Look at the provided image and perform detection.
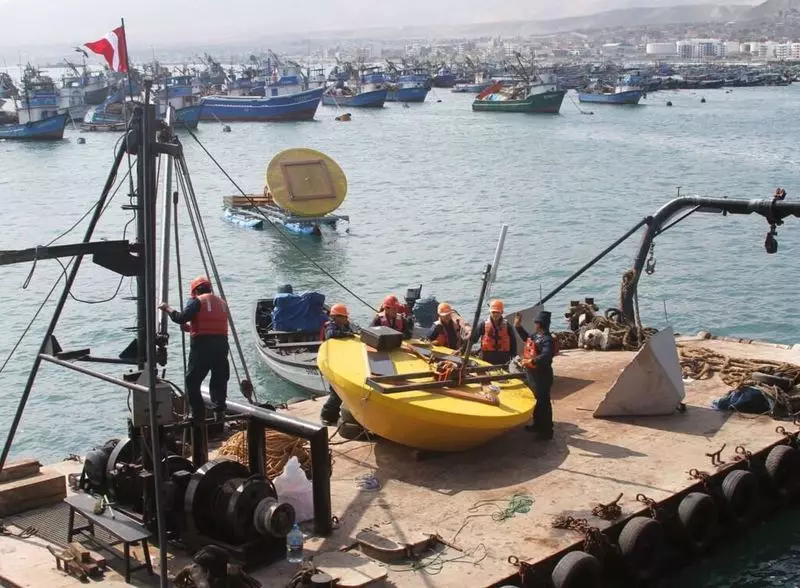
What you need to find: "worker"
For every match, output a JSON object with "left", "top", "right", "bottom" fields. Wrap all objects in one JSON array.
[
  {"left": 426, "top": 303, "right": 466, "bottom": 350},
  {"left": 515, "top": 311, "right": 555, "bottom": 441},
  {"left": 319, "top": 303, "right": 355, "bottom": 425},
  {"left": 159, "top": 276, "right": 229, "bottom": 422},
  {"left": 469, "top": 299, "right": 517, "bottom": 365},
  {"left": 371, "top": 295, "right": 412, "bottom": 339}
]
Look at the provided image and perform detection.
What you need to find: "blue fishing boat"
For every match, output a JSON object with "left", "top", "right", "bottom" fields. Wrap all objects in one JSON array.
[
  {"left": 385, "top": 70, "right": 430, "bottom": 102},
  {"left": 81, "top": 88, "right": 129, "bottom": 131},
  {"left": 433, "top": 67, "right": 457, "bottom": 88},
  {"left": 0, "top": 66, "right": 68, "bottom": 140},
  {"left": 156, "top": 75, "right": 202, "bottom": 129},
  {"left": 0, "top": 111, "right": 68, "bottom": 140},
  {"left": 322, "top": 68, "right": 388, "bottom": 108},
  {"left": 578, "top": 75, "right": 644, "bottom": 105},
  {"left": 452, "top": 71, "right": 493, "bottom": 93},
  {"left": 200, "top": 64, "right": 323, "bottom": 122}
]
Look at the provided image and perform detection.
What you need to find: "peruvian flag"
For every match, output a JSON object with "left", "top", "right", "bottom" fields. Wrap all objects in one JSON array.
[{"left": 84, "top": 26, "right": 128, "bottom": 73}]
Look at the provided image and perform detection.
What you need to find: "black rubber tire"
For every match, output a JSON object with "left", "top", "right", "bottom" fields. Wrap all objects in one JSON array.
[
  {"left": 551, "top": 551, "right": 602, "bottom": 588},
  {"left": 618, "top": 516, "right": 663, "bottom": 580},
  {"left": 765, "top": 444, "right": 800, "bottom": 496},
  {"left": 678, "top": 492, "right": 717, "bottom": 553},
  {"left": 751, "top": 371, "right": 793, "bottom": 390},
  {"left": 721, "top": 469, "right": 760, "bottom": 526}
]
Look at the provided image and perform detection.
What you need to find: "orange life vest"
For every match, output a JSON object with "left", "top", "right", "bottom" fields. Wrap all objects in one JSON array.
[
  {"left": 377, "top": 312, "right": 405, "bottom": 332},
  {"left": 521, "top": 334, "right": 559, "bottom": 368},
  {"left": 432, "top": 318, "right": 461, "bottom": 349},
  {"left": 189, "top": 293, "right": 228, "bottom": 337},
  {"left": 481, "top": 318, "right": 511, "bottom": 352}
]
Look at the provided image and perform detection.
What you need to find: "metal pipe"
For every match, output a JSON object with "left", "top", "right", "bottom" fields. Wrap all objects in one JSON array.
[
  {"left": 0, "top": 142, "right": 127, "bottom": 473},
  {"left": 140, "top": 92, "right": 170, "bottom": 588},
  {"left": 460, "top": 264, "right": 492, "bottom": 371},
  {"left": 157, "top": 122, "right": 174, "bottom": 337},
  {"left": 38, "top": 354, "right": 150, "bottom": 393},
  {"left": 200, "top": 389, "right": 332, "bottom": 535},
  {"left": 247, "top": 420, "right": 266, "bottom": 476},
  {"left": 621, "top": 196, "right": 800, "bottom": 321}
]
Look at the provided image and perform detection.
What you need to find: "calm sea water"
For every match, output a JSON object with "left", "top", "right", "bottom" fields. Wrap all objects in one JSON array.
[{"left": 1, "top": 86, "right": 799, "bottom": 585}]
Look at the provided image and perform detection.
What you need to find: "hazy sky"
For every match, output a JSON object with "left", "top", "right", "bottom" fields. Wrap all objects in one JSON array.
[{"left": 0, "top": 0, "right": 759, "bottom": 50}]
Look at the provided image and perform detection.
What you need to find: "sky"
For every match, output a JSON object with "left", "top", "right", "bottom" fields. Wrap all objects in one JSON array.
[{"left": 0, "top": 0, "right": 761, "bottom": 51}]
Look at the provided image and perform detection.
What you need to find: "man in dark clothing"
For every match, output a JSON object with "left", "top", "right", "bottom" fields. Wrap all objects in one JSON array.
[
  {"left": 320, "top": 303, "right": 356, "bottom": 425},
  {"left": 469, "top": 299, "right": 517, "bottom": 365},
  {"left": 159, "top": 276, "right": 230, "bottom": 422},
  {"left": 515, "top": 310, "right": 555, "bottom": 440}
]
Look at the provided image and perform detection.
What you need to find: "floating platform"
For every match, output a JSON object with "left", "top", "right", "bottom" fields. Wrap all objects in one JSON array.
[
  {"left": 222, "top": 194, "right": 349, "bottom": 236},
  {"left": 2, "top": 333, "right": 799, "bottom": 587}
]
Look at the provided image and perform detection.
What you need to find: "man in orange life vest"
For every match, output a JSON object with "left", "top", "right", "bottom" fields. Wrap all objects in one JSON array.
[
  {"left": 319, "top": 303, "right": 356, "bottom": 425},
  {"left": 468, "top": 299, "right": 517, "bottom": 365},
  {"left": 370, "top": 295, "right": 412, "bottom": 339},
  {"left": 515, "top": 310, "right": 555, "bottom": 441},
  {"left": 426, "top": 303, "right": 465, "bottom": 350},
  {"left": 159, "top": 276, "right": 230, "bottom": 422}
]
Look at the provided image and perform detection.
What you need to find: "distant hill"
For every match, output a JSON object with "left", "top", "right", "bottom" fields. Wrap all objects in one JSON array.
[{"left": 745, "top": 0, "right": 800, "bottom": 19}]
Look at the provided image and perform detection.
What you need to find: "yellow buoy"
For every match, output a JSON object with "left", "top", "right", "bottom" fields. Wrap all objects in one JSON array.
[{"left": 265, "top": 148, "right": 347, "bottom": 217}]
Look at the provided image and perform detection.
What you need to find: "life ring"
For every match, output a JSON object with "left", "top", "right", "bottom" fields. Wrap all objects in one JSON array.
[
  {"left": 677, "top": 492, "right": 717, "bottom": 553},
  {"left": 721, "top": 468, "right": 759, "bottom": 526},
  {"left": 617, "top": 516, "right": 663, "bottom": 581},
  {"left": 551, "top": 550, "right": 602, "bottom": 588},
  {"left": 765, "top": 444, "right": 800, "bottom": 498}
]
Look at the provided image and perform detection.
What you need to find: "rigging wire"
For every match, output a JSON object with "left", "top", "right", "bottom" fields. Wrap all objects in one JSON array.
[{"left": 182, "top": 128, "right": 379, "bottom": 314}]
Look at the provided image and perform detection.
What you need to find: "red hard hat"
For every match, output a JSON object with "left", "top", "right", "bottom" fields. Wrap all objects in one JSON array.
[
  {"left": 190, "top": 276, "right": 211, "bottom": 295},
  {"left": 330, "top": 303, "right": 349, "bottom": 318},
  {"left": 383, "top": 295, "right": 399, "bottom": 309},
  {"left": 490, "top": 299, "right": 504, "bottom": 313}
]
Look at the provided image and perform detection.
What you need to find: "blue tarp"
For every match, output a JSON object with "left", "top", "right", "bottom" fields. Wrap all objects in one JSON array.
[
  {"left": 711, "top": 386, "right": 772, "bottom": 414},
  {"left": 272, "top": 291, "right": 328, "bottom": 333}
]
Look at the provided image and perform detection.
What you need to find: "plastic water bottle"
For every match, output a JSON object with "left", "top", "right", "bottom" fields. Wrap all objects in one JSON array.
[{"left": 286, "top": 523, "right": 304, "bottom": 563}]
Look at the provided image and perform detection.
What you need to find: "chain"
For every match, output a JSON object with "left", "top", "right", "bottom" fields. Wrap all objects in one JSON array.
[
  {"left": 645, "top": 241, "right": 656, "bottom": 275},
  {"left": 776, "top": 426, "right": 800, "bottom": 445},
  {"left": 635, "top": 493, "right": 660, "bottom": 519},
  {"left": 705, "top": 443, "right": 727, "bottom": 468},
  {"left": 551, "top": 515, "right": 615, "bottom": 558},
  {"left": 592, "top": 493, "right": 623, "bottom": 521},
  {"left": 732, "top": 445, "right": 752, "bottom": 469},
  {"left": 688, "top": 468, "right": 712, "bottom": 490}
]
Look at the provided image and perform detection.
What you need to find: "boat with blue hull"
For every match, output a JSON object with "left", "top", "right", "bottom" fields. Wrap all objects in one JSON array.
[
  {"left": 578, "top": 75, "right": 645, "bottom": 105},
  {"left": 156, "top": 76, "right": 202, "bottom": 129},
  {"left": 322, "top": 70, "right": 388, "bottom": 108},
  {"left": 0, "top": 111, "right": 68, "bottom": 140},
  {"left": 200, "top": 87, "right": 323, "bottom": 122},
  {"left": 386, "top": 71, "right": 430, "bottom": 103}
]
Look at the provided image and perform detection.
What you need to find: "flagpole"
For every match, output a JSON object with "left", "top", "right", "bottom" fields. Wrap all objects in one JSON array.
[{"left": 120, "top": 18, "right": 136, "bottom": 105}]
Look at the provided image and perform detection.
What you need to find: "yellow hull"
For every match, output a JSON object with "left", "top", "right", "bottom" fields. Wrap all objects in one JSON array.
[{"left": 317, "top": 338, "right": 535, "bottom": 452}]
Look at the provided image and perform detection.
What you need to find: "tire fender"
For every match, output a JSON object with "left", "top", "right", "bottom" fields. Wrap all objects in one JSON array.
[
  {"left": 551, "top": 550, "right": 602, "bottom": 588},
  {"left": 618, "top": 516, "right": 663, "bottom": 580},
  {"left": 677, "top": 492, "right": 717, "bottom": 553},
  {"left": 721, "top": 468, "right": 760, "bottom": 526}
]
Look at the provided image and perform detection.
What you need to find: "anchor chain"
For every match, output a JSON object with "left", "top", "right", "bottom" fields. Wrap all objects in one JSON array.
[
  {"left": 645, "top": 241, "right": 656, "bottom": 275},
  {"left": 688, "top": 468, "right": 712, "bottom": 490},
  {"left": 731, "top": 445, "right": 753, "bottom": 469},
  {"left": 507, "top": 555, "right": 539, "bottom": 586},
  {"left": 551, "top": 516, "right": 616, "bottom": 559},
  {"left": 592, "top": 493, "right": 624, "bottom": 521},
  {"left": 635, "top": 493, "right": 660, "bottom": 519},
  {"left": 776, "top": 425, "right": 800, "bottom": 446}
]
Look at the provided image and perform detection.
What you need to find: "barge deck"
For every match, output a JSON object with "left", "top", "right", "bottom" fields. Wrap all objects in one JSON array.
[{"left": 1, "top": 333, "right": 798, "bottom": 587}]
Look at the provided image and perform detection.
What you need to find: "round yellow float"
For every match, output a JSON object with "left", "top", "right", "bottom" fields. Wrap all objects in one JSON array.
[{"left": 265, "top": 148, "right": 347, "bottom": 217}]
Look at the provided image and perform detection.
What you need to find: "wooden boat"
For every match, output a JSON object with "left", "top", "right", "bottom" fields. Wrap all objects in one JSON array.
[
  {"left": 317, "top": 337, "right": 534, "bottom": 452},
  {"left": 253, "top": 298, "right": 330, "bottom": 395}
]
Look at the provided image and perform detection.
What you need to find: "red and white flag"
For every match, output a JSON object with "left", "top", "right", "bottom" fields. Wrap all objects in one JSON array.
[{"left": 84, "top": 26, "right": 128, "bottom": 73}]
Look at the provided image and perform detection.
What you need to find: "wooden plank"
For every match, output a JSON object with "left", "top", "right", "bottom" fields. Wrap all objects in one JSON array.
[
  {"left": 0, "top": 470, "right": 65, "bottom": 516},
  {"left": 0, "top": 459, "right": 41, "bottom": 483},
  {"left": 86, "top": 549, "right": 107, "bottom": 569},
  {"left": 223, "top": 195, "right": 272, "bottom": 208}
]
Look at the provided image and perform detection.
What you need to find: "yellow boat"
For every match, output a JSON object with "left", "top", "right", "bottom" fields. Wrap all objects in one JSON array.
[{"left": 317, "top": 337, "right": 535, "bottom": 452}]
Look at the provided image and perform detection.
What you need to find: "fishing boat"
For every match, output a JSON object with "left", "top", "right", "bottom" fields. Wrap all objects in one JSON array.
[
  {"left": 472, "top": 75, "right": 567, "bottom": 114},
  {"left": 578, "top": 74, "right": 644, "bottom": 105},
  {"left": 452, "top": 71, "right": 493, "bottom": 93},
  {"left": 200, "top": 65, "right": 323, "bottom": 122},
  {"left": 385, "top": 70, "right": 430, "bottom": 102},
  {"left": 322, "top": 69, "right": 388, "bottom": 108},
  {"left": 253, "top": 290, "right": 331, "bottom": 395},
  {"left": 0, "top": 66, "right": 69, "bottom": 140},
  {"left": 155, "top": 75, "right": 203, "bottom": 129},
  {"left": 80, "top": 88, "right": 130, "bottom": 131},
  {"left": 433, "top": 67, "right": 457, "bottom": 88}
]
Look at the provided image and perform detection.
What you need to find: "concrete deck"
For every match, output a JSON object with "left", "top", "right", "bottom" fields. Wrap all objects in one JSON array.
[{"left": 1, "top": 334, "right": 797, "bottom": 587}]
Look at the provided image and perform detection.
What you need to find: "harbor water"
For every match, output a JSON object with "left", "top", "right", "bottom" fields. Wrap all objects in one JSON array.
[{"left": 1, "top": 86, "right": 799, "bottom": 586}]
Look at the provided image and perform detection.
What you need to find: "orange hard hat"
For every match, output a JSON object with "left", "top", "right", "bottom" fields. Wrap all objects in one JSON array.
[
  {"left": 490, "top": 299, "right": 504, "bottom": 313},
  {"left": 437, "top": 302, "right": 452, "bottom": 316},
  {"left": 190, "top": 276, "right": 211, "bottom": 294},
  {"left": 330, "top": 303, "right": 349, "bottom": 318},
  {"left": 383, "top": 295, "right": 399, "bottom": 309}
]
